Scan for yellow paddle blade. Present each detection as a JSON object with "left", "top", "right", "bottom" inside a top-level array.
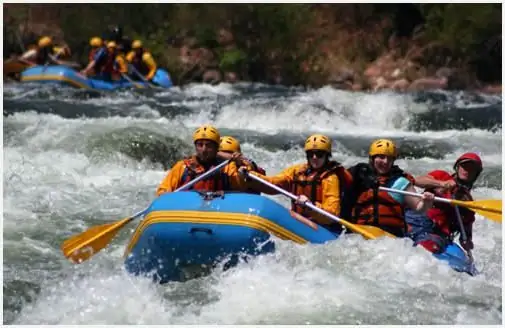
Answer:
[
  {"left": 450, "top": 199, "right": 502, "bottom": 223},
  {"left": 339, "top": 219, "right": 395, "bottom": 239},
  {"left": 61, "top": 217, "right": 133, "bottom": 264}
]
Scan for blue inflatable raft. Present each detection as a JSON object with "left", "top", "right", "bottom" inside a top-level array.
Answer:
[
  {"left": 123, "top": 191, "right": 477, "bottom": 283},
  {"left": 20, "top": 65, "right": 173, "bottom": 90}
]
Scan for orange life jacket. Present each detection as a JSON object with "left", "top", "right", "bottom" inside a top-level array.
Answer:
[
  {"left": 352, "top": 166, "right": 415, "bottom": 236},
  {"left": 101, "top": 51, "right": 117, "bottom": 74},
  {"left": 290, "top": 161, "right": 352, "bottom": 217},
  {"left": 179, "top": 156, "right": 230, "bottom": 192}
]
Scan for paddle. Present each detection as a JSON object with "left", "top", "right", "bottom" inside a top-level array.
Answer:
[
  {"left": 379, "top": 187, "right": 502, "bottom": 223},
  {"left": 129, "top": 64, "right": 161, "bottom": 89},
  {"left": 120, "top": 72, "right": 145, "bottom": 89},
  {"left": 453, "top": 202, "right": 474, "bottom": 263},
  {"left": 61, "top": 159, "right": 231, "bottom": 264},
  {"left": 244, "top": 171, "right": 394, "bottom": 239}
]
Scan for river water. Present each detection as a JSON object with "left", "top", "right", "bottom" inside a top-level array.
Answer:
[{"left": 3, "top": 82, "right": 502, "bottom": 324}]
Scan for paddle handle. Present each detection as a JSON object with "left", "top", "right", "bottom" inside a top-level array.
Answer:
[
  {"left": 379, "top": 186, "right": 451, "bottom": 204},
  {"left": 246, "top": 172, "right": 343, "bottom": 225}
]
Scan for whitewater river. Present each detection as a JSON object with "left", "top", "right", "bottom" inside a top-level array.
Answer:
[{"left": 3, "top": 82, "right": 502, "bottom": 324}]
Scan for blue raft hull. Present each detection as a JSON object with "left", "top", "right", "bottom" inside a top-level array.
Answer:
[
  {"left": 20, "top": 65, "right": 173, "bottom": 90},
  {"left": 123, "top": 192, "right": 476, "bottom": 283}
]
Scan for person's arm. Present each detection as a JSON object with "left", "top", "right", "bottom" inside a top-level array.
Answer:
[
  {"left": 403, "top": 183, "right": 434, "bottom": 213},
  {"left": 313, "top": 174, "right": 340, "bottom": 215},
  {"left": 156, "top": 161, "right": 186, "bottom": 196},
  {"left": 142, "top": 52, "right": 157, "bottom": 80}
]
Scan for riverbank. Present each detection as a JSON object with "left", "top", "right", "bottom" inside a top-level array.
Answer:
[{"left": 3, "top": 4, "right": 502, "bottom": 94}]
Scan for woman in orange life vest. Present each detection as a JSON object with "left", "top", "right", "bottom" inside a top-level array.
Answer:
[
  {"left": 126, "top": 40, "right": 157, "bottom": 81},
  {"left": 342, "top": 139, "right": 435, "bottom": 237},
  {"left": 218, "top": 136, "right": 266, "bottom": 195},
  {"left": 405, "top": 152, "right": 483, "bottom": 254},
  {"left": 156, "top": 125, "right": 247, "bottom": 196},
  {"left": 241, "top": 134, "right": 352, "bottom": 233}
]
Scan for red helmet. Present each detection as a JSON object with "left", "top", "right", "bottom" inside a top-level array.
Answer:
[{"left": 454, "top": 152, "right": 483, "bottom": 172}]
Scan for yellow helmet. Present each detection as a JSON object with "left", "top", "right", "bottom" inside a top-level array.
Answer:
[
  {"left": 106, "top": 41, "right": 117, "bottom": 48},
  {"left": 304, "top": 134, "right": 332, "bottom": 153},
  {"left": 369, "top": 139, "right": 398, "bottom": 158},
  {"left": 219, "top": 136, "right": 241, "bottom": 153},
  {"left": 193, "top": 125, "right": 220, "bottom": 144},
  {"left": 38, "top": 36, "right": 52, "bottom": 48},
  {"left": 90, "top": 37, "right": 102, "bottom": 47},
  {"left": 132, "top": 40, "right": 143, "bottom": 49}
]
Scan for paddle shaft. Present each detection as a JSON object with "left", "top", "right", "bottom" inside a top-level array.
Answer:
[
  {"left": 380, "top": 186, "right": 501, "bottom": 214},
  {"left": 129, "top": 64, "right": 159, "bottom": 89},
  {"left": 246, "top": 173, "right": 346, "bottom": 227},
  {"left": 452, "top": 194, "right": 474, "bottom": 262}
]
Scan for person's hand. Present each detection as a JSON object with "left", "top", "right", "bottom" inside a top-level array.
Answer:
[
  {"left": 238, "top": 166, "right": 249, "bottom": 179},
  {"left": 231, "top": 152, "right": 243, "bottom": 162},
  {"left": 421, "top": 191, "right": 435, "bottom": 201},
  {"left": 439, "top": 179, "right": 457, "bottom": 191},
  {"left": 295, "top": 195, "right": 309, "bottom": 205}
]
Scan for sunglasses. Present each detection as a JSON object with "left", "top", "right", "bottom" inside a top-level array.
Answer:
[{"left": 306, "top": 151, "right": 326, "bottom": 158}]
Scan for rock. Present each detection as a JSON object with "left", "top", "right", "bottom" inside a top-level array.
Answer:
[
  {"left": 408, "top": 77, "right": 448, "bottom": 91},
  {"left": 224, "top": 71, "right": 238, "bottom": 83},
  {"left": 373, "top": 76, "right": 389, "bottom": 91},
  {"left": 390, "top": 78, "right": 410, "bottom": 92},
  {"left": 329, "top": 67, "right": 355, "bottom": 84},
  {"left": 364, "top": 65, "right": 382, "bottom": 79},
  {"left": 202, "top": 69, "right": 222, "bottom": 85},
  {"left": 480, "top": 84, "right": 502, "bottom": 94}
]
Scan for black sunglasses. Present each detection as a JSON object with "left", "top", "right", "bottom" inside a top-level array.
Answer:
[{"left": 306, "top": 150, "right": 326, "bottom": 158}]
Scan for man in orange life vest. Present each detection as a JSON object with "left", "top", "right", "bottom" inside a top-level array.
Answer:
[
  {"left": 240, "top": 134, "right": 352, "bottom": 233},
  {"left": 81, "top": 41, "right": 118, "bottom": 81},
  {"left": 405, "top": 152, "right": 483, "bottom": 253},
  {"left": 218, "top": 136, "right": 266, "bottom": 194},
  {"left": 156, "top": 125, "right": 246, "bottom": 196},
  {"left": 84, "top": 37, "right": 104, "bottom": 76},
  {"left": 341, "top": 139, "right": 435, "bottom": 237}
]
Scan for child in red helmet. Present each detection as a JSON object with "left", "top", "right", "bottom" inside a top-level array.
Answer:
[{"left": 406, "top": 153, "right": 483, "bottom": 253}]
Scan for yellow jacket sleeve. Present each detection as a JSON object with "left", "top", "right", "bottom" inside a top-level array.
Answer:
[
  {"left": 223, "top": 161, "right": 247, "bottom": 191},
  {"left": 156, "top": 160, "right": 187, "bottom": 196},
  {"left": 311, "top": 174, "right": 341, "bottom": 222},
  {"left": 126, "top": 51, "right": 135, "bottom": 63},
  {"left": 142, "top": 52, "right": 157, "bottom": 80},
  {"left": 249, "top": 163, "right": 304, "bottom": 194}
]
